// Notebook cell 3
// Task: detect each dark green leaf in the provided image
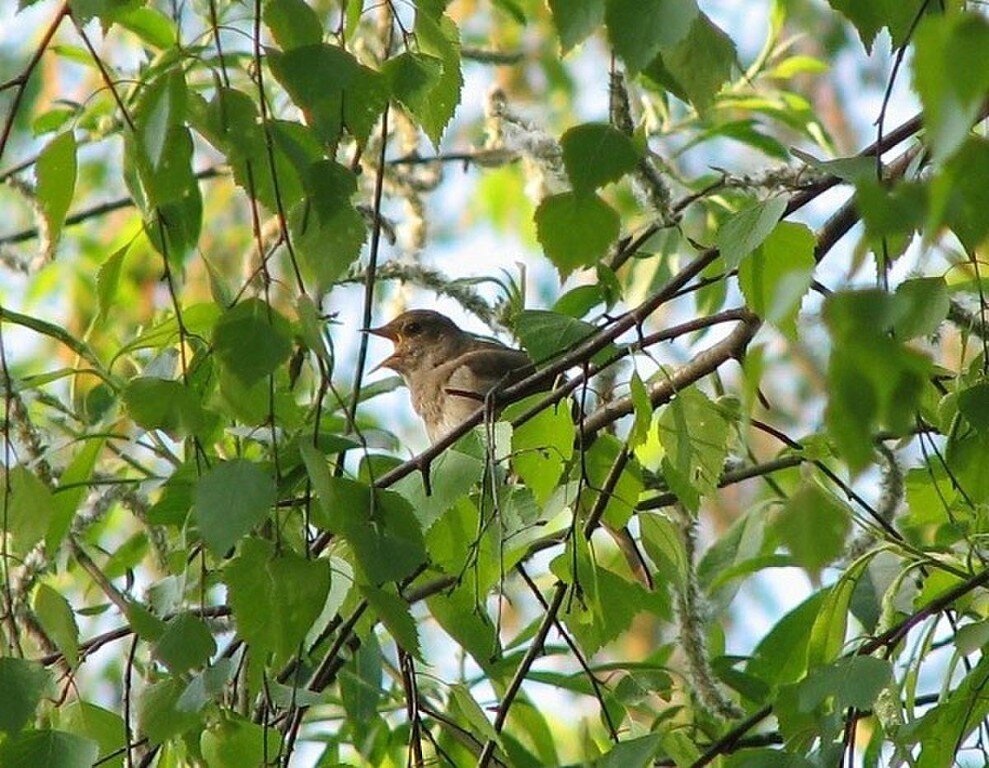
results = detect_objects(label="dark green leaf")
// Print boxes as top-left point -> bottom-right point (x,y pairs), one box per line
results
194,460 -> 277,555
717,196 -> 787,270
339,633 -> 382,736
412,11 -> 462,146
597,734 -> 663,768
561,122 -> 641,194
647,13 -> 736,112
138,679 -> 201,745
392,448 -> 484,531
0,659 -> 50,734
269,43 -> 388,144
747,591 -> 827,687
827,0 -> 922,52
263,0 -> 321,50
302,445 -> 426,583
548,0 -> 605,53
152,613 -> 216,673
824,291 -> 932,471
930,136 -> 989,251
34,131 -> 77,255
212,298 -> 293,387
382,52 -> 443,130
0,730 -> 98,768
605,0 -> 698,73
115,6 -> 176,48
892,276 -> 949,339
797,656 -> 892,711
123,377 -> 207,438
773,482 -> 851,578
361,584 -> 422,659
535,192 -> 620,279
958,382 -> 989,432
514,309 -> 612,366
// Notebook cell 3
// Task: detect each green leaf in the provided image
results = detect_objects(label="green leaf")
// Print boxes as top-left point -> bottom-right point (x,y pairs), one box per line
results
96,242 -> 130,322
548,0 -> 605,53
577,433 -> 643,529
958,382 -> 989,432
824,291 -> 932,471
561,122 -> 641,195
411,10 -> 462,146
598,734 -> 663,768
212,298 -> 293,388
123,377 -> 207,438
717,196 -> 787,270
194,460 -> 277,555
507,396 -> 575,505
892,276 -> 949,339
383,52 -> 443,128
58,701 -> 125,768
657,388 -> 732,512
929,136 -> 989,251
125,71 -> 202,260
269,43 -> 388,144
361,584 -> 422,659
392,448 -> 484,531
289,160 -> 366,292
4,466 -> 54,557
797,656 -> 892,711
913,13 -> 989,161
263,0 -> 321,50
738,221 -> 815,339
339,633 -> 382,737
640,512 -> 688,591
152,613 -> 216,674
0,659 -> 50,734
807,561 -> 868,668
0,729 -> 98,768
138,678 -> 201,745
48,438 -> 104,552
427,584 -> 500,673
773,482 -> 851,578
200,714 -> 282,768
34,131 -> 77,255
628,371 -> 652,449
225,538 -> 331,659
115,6 -> 176,48
33,583 -> 79,667
747,590 -> 827,688
605,0 -> 698,73
301,445 -> 426,583
535,191 -> 620,279
646,12 -> 736,112
449,684 -> 501,745
514,309 -> 613,366
826,0 -> 925,52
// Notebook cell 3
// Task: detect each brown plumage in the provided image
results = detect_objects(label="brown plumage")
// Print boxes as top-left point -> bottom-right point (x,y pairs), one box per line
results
366,310 -> 533,442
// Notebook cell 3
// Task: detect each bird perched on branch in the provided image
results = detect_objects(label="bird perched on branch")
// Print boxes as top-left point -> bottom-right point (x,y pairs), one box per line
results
365,309 -> 533,443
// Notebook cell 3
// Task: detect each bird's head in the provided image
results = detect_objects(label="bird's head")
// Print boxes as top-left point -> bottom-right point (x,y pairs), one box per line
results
365,310 -> 468,377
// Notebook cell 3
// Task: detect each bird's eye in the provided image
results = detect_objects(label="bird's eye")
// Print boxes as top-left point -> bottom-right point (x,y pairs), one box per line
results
403,321 -> 422,336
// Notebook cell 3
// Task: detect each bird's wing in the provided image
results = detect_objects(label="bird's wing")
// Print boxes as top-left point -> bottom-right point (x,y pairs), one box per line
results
454,347 -> 533,384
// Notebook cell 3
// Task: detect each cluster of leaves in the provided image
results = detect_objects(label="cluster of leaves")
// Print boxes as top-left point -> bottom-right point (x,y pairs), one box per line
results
0,0 -> 988,766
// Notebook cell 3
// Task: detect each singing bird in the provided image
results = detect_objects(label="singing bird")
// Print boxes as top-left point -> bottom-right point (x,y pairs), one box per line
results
365,309 -> 533,442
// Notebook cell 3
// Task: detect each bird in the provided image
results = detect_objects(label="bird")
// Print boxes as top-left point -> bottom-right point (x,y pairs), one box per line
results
365,309 -> 534,443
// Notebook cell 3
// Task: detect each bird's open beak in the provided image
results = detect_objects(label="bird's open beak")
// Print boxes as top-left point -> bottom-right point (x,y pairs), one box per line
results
368,353 -> 401,375
362,324 -> 397,341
